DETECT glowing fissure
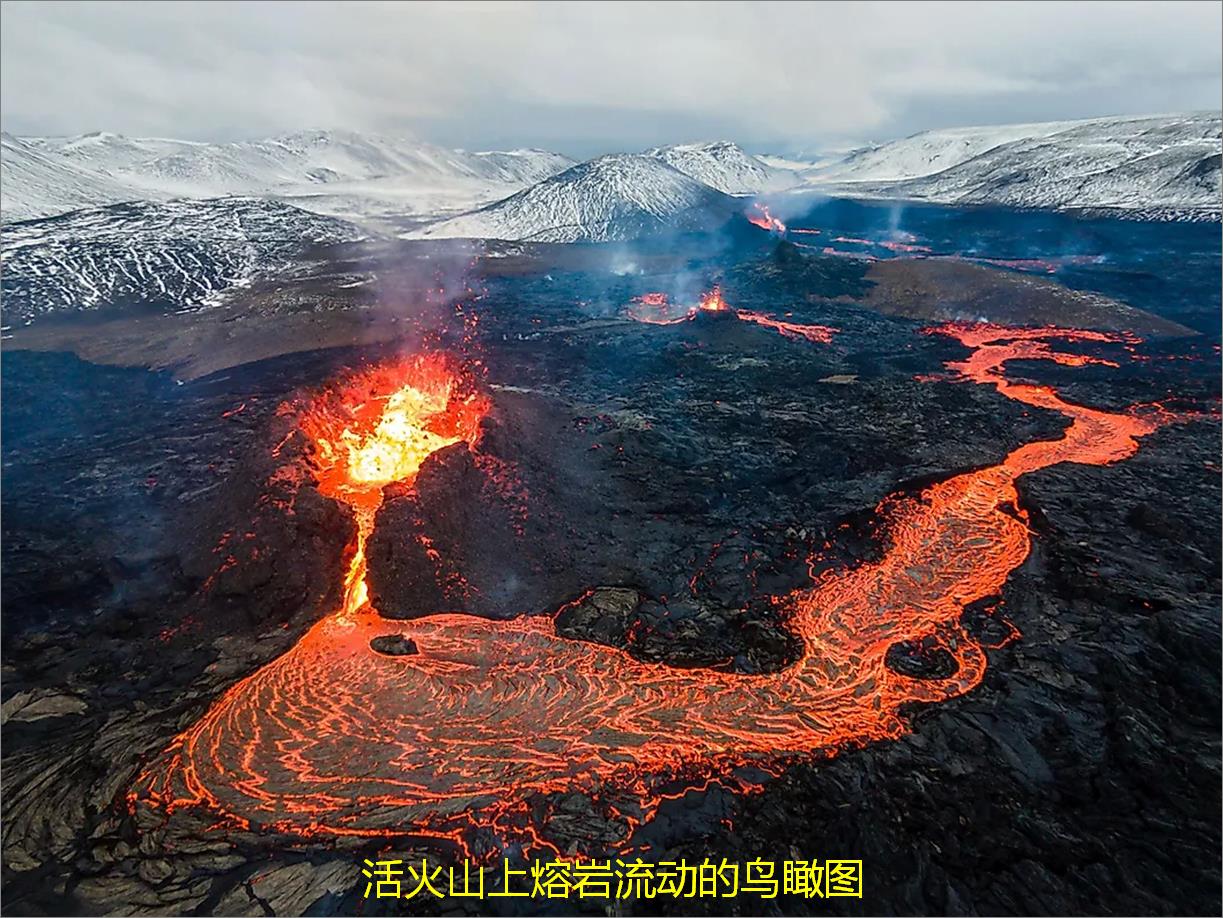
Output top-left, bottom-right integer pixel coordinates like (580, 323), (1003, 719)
(133, 323), (1173, 853)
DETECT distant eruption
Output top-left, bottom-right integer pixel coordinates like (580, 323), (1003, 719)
(746, 202), (786, 234)
(627, 287), (837, 344)
(696, 286), (731, 312)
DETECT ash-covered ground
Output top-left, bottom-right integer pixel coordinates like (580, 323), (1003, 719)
(2, 201), (1220, 916)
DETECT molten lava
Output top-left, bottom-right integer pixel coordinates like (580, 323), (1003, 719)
(625, 287), (838, 345)
(831, 235), (932, 255)
(747, 203), (787, 234)
(625, 292), (678, 325)
(290, 355), (486, 621)
(696, 286), (731, 312)
(134, 325), (1176, 855)
(735, 311), (838, 345)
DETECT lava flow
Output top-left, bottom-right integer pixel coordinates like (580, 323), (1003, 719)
(134, 325), (1175, 853)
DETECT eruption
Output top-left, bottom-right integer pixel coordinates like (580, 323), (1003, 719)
(132, 325), (1175, 857)
(697, 286), (731, 312)
(746, 202), (787, 234)
(627, 286), (838, 344)
(297, 356), (489, 622)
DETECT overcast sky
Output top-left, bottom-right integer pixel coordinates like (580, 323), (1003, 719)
(2, 0), (1220, 156)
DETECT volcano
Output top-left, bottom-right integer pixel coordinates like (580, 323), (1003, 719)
(2, 188), (1219, 917)
(626, 286), (838, 345)
(130, 320), (1179, 857)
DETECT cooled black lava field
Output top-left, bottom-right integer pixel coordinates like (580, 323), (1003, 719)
(2, 200), (1220, 916)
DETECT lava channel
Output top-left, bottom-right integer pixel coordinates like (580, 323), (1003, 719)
(133, 325), (1176, 854)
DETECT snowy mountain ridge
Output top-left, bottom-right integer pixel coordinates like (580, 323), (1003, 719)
(643, 141), (798, 195)
(1, 129), (576, 223)
(415, 154), (737, 242)
(803, 111), (1221, 215)
(1, 197), (364, 322)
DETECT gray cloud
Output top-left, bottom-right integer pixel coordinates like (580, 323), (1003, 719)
(2, 0), (1219, 155)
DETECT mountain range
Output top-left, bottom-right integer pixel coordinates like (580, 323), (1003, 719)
(1, 113), (1218, 247)
(0, 113), (1218, 328)
(0, 130), (576, 224)
(802, 112), (1221, 216)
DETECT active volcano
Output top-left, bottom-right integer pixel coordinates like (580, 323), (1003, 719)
(130, 321), (1180, 859)
(2, 200), (1219, 916)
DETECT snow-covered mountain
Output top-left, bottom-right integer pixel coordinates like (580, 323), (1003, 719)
(1, 129), (575, 224)
(810, 121), (1075, 184)
(25, 132), (205, 175)
(414, 154), (737, 243)
(1, 197), (363, 323)
(807, 112), (1222, 216)
(116, 130), (574, 196)
(644, 141), (798, 195)
(0, 133), (150, 222)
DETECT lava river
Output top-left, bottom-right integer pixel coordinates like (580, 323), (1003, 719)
(134, 325), (1175, 851)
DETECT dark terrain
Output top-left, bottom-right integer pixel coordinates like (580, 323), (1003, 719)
(2, 200), (1220, 915)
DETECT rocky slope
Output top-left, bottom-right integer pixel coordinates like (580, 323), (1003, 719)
(0, 197), (364, 323)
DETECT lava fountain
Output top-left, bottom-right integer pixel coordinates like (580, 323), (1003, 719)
(134, 325), (1176, 854)
(747, 202), (787, 234)
(296, 355), (489, 623)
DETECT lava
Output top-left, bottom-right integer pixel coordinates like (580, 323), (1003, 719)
(295, 355), (488, 621)
(735, 310), (838, 344)
(625, 291), (681, 325)
(831, 235), (933, 255)
(134, 325), (1175, 855)
(697, 286), (731, 312)
(746, 203), (787, 234)
(957, 254), (1106, 275)
(625, 288), (838, 344)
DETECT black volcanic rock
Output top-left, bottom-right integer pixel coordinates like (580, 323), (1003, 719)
(554, 587), (640, 647)
(369, 634), (418, 656)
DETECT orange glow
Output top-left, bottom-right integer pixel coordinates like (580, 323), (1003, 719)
(626, 291), (684, 325)
(626, 288), (838, 344)
(697, 286), (731, 312)
(736, 310), (838, 344)
(296, 355), (487, 621)
(746, 202), (786, 233)
(133, 325), (1175, 855)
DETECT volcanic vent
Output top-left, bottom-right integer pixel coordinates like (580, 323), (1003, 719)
(297, 355), (489, 623)
(627, 286), (838, 344)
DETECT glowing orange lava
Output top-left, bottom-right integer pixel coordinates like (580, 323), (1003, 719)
(133, 325), (1175, 854)
(697, 286), (731, 312)
(296, 356), (488, 622)
(625, 288), (838, 345)
(625, 292), (679, 325)
(747, 203), (787, 234)
(736, 310), (838, 344)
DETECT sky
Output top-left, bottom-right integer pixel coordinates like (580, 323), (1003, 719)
(1, 0), (1220, 156)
